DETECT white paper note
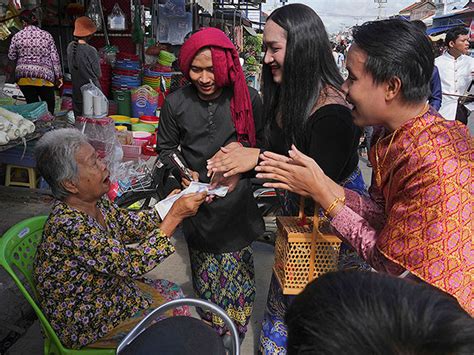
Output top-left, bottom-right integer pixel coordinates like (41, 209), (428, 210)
(155, 182), (229, 219)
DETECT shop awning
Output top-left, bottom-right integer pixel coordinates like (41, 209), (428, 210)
(427, 23), (466, 35)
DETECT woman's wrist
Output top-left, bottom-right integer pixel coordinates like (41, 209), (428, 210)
(250, 148), (261, 168)
(323, 195), (346, 219)
(312, 175), (345, 209)
(160, 212), (182, 237)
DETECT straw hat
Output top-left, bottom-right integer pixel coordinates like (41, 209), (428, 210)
(73, 16), (97, 37)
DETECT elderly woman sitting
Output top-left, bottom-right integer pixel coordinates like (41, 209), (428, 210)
(33, 128), (206, 349)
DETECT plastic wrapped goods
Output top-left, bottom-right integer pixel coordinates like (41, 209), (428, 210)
(81, 81), (109, 118)
(108, 3), (127, 31)
(75, 116), (123, 180)
(85, 0), (103, 31)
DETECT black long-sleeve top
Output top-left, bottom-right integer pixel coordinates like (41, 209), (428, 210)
(157, 84), (264, 253)
(270, 104), (361, 183)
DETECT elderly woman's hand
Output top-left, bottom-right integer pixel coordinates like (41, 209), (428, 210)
(160, 192), (207, 236)
(255, 145), (344, 210)
(206, 143), (260, 178)
(172, 191), (207, 218)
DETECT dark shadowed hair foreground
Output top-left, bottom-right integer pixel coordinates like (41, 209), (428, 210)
(286, 271), (474, 355)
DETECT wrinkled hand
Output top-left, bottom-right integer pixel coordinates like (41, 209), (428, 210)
(207, 145), (260, 178)
(255, 145), (336, 206)
(160, 191), (207, 236)
(181, 170), (199, 188)
(170, 191), (207, 219)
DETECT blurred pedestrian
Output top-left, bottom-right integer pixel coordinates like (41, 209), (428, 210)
(67, 16), (101, 117)
(435, 26), (474, 123)
(8, 10), (63, 114)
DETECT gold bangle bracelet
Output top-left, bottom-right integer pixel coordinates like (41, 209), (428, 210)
(323, 196), (346, 218)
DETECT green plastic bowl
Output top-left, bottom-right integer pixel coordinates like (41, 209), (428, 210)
(132, 123), (156, 133)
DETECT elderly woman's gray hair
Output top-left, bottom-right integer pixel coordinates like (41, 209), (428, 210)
(35, 128), (89, 200)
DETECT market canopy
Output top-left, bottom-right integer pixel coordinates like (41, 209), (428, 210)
(427, 23), (466, 35)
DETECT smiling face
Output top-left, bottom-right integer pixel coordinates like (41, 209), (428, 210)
(263, 19), (287, 84)
(189, 48), (223, 101)
(342, 44), (388, 127)
(66, 142), (110, 202)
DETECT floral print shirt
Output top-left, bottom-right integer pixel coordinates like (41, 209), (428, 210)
(33, 198), (174, 349)
(8, 25), (62, 83)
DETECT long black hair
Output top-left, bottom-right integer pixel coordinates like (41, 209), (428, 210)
(262, 4), (343, 148)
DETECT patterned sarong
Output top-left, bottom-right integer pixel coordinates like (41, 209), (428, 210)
(188, 245), (255, 337)
(88, 279), (190, 348)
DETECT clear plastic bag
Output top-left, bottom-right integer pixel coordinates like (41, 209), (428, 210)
(108, 3), (127, 31)
(80, 81), (109, 118)
(85, 0), (103, 31)
(75, 116), (123, 181)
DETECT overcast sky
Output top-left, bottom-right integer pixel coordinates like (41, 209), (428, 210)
(262, 0), (417, 33)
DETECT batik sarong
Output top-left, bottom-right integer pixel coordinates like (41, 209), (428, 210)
(89, 279), (190, 348)
(189, 245), (256, 338)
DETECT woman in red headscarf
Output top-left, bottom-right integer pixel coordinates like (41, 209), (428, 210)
(156, 27), (265, 341)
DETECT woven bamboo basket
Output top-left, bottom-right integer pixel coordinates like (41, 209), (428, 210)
(273, 199), (342, 295)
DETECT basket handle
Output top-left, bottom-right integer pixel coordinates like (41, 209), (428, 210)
(297, 196), (306, 224)
(299, 196), (323, 284)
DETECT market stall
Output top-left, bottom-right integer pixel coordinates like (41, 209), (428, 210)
(0, 0), (264, 191)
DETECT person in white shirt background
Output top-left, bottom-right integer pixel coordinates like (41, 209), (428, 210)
(435, 26), (474, 123)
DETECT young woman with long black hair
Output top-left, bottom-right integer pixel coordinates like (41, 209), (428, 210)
(206, 4), (366, 353)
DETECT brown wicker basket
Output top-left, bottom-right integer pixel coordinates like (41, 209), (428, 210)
(273, 199), (342, 295)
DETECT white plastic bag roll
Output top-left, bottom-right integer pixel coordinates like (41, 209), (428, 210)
(83, 91), (94, 116)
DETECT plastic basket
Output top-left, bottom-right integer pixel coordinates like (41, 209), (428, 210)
(131, 85), (158, 117)
(1, 102), (48, 121)
(122, 144), (141, 158)
(113, 90), (132, 117)
(273, 200), (341, 295)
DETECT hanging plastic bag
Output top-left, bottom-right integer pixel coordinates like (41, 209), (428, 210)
(75, 116), (123, 181)
(80, 80), (109, 118)
(132, 5), (143, 44)
(108, 3), (127, 31)
(85, 0), (103, 31)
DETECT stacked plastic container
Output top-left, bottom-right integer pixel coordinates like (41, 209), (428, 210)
(131, 85), (158, 117)
(112, 53), (142, 117)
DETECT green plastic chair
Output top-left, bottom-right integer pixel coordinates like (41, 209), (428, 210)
(0, 216), (115, 355)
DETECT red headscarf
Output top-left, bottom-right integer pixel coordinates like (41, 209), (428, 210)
(179, 27), (256, 147)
